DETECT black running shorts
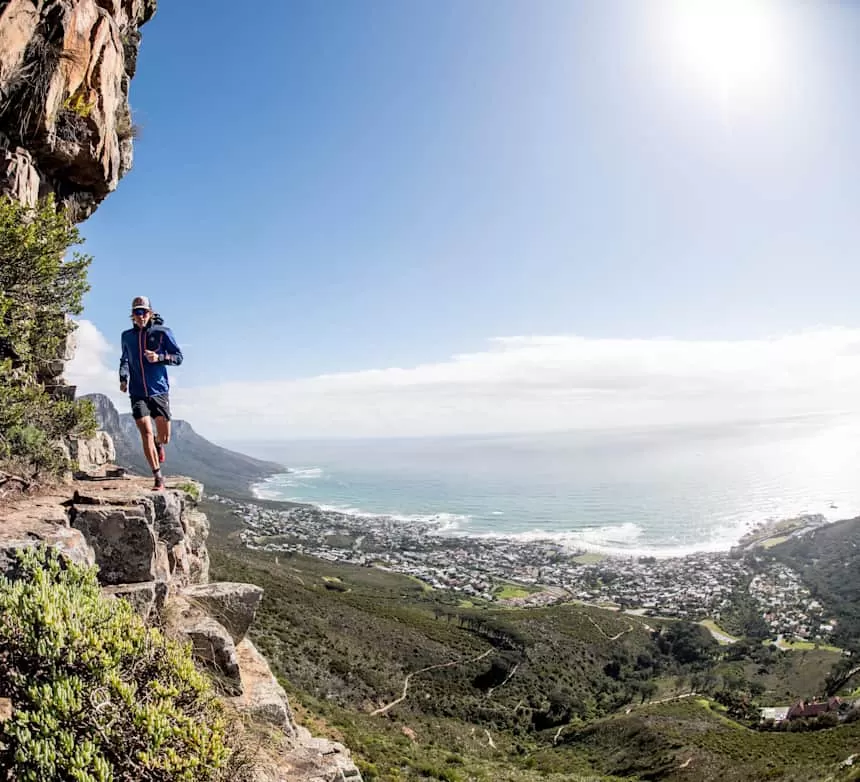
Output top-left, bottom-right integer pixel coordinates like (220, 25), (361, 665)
(130, 393), (171, 421)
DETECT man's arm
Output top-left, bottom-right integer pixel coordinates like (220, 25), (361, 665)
(159, 328), (183, 366)
(119, 336), (129, 389)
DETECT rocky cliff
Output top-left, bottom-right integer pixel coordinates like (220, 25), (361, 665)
(0, 5), (363, 777)
(0, 0), (155, 220)
(0, 472), (363, 781)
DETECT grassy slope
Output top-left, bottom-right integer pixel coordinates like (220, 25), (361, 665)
(207, 528), (660, 723)
(552, 700), (860, 782)
(713, 647), (842, 705)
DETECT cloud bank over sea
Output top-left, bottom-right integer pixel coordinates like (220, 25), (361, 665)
(69, 322), (860, 440)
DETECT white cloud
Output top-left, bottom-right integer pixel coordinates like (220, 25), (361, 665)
(65, 321), (860, 440)
(65, 320), (126, 410)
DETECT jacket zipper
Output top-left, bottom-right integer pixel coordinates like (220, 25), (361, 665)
(138, 328), (149, 396)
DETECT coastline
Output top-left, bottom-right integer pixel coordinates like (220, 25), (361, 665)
(248, 475), (849, 560)
(212, 485), (847, 647)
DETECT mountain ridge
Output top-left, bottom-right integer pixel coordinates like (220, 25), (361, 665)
(82, 393), (284, 496)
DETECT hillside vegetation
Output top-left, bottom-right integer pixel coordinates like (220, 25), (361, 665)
(0, 196), (95, 486)
(205, 499), (860, 781)
(768, 517), (860, 647)
(555, 699), (860, 782)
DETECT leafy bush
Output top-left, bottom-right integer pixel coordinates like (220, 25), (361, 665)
(176, 481), (202, 502)
(0, 547), (234, 781)
(0, 195), (96, 480)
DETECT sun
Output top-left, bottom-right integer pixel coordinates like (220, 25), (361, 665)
(659, 0), (785, 110)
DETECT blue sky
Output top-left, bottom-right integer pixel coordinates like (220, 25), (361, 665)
(69, 1), (860, 439)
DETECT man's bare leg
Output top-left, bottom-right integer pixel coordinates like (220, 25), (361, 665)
(153, 416), (171, 447)
(135, 416), (159, 472)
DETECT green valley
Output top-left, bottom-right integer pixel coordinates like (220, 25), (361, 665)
(204, 499), (860, 782)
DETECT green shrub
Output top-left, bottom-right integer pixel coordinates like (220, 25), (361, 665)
(0, 547), (234, 781)
(0, 195), (96, 479)
(62, 91), (95, 119)
(176, 482), (202, 502)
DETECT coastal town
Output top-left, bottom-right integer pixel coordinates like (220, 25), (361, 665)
(749, 562), (834, 642)
(209, 495), (840, 645)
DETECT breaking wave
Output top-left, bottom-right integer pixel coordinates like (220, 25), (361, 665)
(314, 503), (469, 531)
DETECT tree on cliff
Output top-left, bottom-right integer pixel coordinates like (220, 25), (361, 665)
(0, 195), (96, 485)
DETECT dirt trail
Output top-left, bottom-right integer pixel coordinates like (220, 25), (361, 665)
(371, 648), (493, 716)
(584, 613), (633, 641)
(487, 661), (520, 697)
(625, 691), (698, 714)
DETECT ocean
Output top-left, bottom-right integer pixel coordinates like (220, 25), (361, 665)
(229, 413), (860, 557)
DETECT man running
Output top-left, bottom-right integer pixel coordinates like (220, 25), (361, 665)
(119, 296), (183, 490)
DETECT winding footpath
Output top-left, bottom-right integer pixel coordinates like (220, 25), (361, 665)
(487, 662), (520, 697)
(584, 613), (634, 641)
(371, 648), (493, 716)
(371, 608), (650, 718)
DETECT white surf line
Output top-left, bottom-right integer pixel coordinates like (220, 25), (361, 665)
(487, 662), (520, 697)
(371, 648), (493, 717)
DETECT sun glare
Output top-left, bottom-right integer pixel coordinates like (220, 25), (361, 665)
(660, 0), (785, 110)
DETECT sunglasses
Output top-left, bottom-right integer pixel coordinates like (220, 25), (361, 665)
(132, 308), (150, 316)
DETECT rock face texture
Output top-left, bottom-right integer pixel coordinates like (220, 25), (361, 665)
(0, 0), (157, 220)
(69, 429), (116, 472)
(181, 581), (264, 644)
(0, 471), (363, 781)
(0, 498), (94, 577)
(69, 478), (210, 586)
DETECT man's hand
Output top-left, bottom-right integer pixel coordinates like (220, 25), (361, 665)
(144, 349), (160, 363)
(120, 381), (127, 393)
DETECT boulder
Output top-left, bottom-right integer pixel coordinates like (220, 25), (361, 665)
(70, 430), (116, 472)
(229, 639), (295, 735)
(180, 582), (263, 644)
(150, 489), (184, 545)
(183, 508), (210, 549)
(177, 614), (242, 696)
(72, 486), (156, 519)
(0, 501), (95, 578)
(287, 727), (363, 782)
(0, 142), (38, 208)
(102, 581), (167, 622)
(70, 504), (158, 584)
(168, 541), (190, 585)
(153, 541), (171, 582)
(0, 526), (95, 578)
(72, 485), (193, 549)
(68, 482), (211, 586)
(178, 507), (209, 584)
(188, 546), (210, 585)
(165, 593), (243, 695)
